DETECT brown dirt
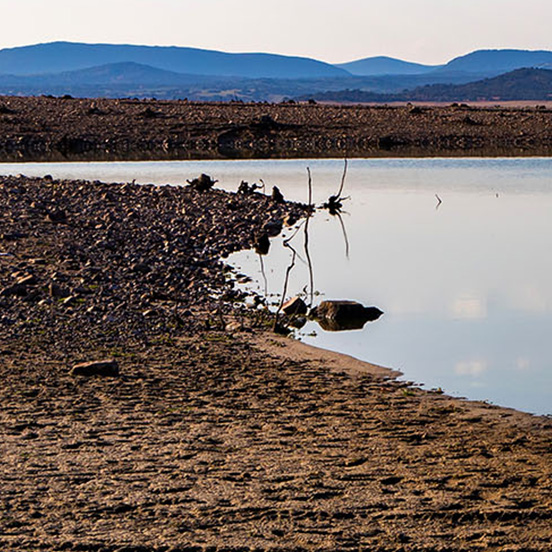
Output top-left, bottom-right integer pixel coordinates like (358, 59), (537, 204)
(0, 176), (551, 551)
(1, 96), (552, 161)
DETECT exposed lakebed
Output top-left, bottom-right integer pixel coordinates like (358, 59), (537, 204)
(1, 157), (551, 414)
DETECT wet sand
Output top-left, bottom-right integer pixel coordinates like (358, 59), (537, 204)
(1, 96), (552, 162)
(0, 175), (551, 551)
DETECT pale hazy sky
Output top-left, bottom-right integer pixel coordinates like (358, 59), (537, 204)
(1, 0), (551, 64)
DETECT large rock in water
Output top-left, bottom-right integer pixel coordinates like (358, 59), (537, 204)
(312, 300), (383, 331)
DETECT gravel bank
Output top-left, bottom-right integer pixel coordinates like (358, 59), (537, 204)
(1, 96), (552, 161)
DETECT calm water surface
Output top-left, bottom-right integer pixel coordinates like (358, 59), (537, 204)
(1, 158), (551, 415)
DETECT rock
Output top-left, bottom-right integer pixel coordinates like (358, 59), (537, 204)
(131, 262), (151, 274)
(61, 295), (76, 306)
(45, 209), (67, 223)
(282, 296), (307, 316)
(0, 274), (37, 297)
(71, 359), (120, 377)
(263, 219), (283, 237)
(187, 174), (218, 192)
(311, 300), (383, 332)
(0, 104), (16, 115)
(139, 107), (161, 119)
(289, 316), (307, 329)
(16, 274), (37, 287)
(48, 282), (69, 298)
(271, 186), (284, 203)
(254, 232), (270, 255)
(237, 180), (261, 194)
(283, 213), (299, 227)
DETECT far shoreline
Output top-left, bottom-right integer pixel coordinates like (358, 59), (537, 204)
(1, 96), (552, 163)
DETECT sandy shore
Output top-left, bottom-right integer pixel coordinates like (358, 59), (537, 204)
(1, 96), (552, 161)
(1, 175), (551, 551)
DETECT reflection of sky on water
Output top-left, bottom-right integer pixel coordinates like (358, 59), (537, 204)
(1, 158), (551, 414)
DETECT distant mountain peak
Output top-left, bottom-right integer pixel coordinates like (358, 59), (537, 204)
(335, 56), (442, 76)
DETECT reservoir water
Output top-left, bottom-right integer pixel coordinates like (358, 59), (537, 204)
(1, 158), (551, 415)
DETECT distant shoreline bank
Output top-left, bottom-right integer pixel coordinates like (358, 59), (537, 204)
(1, 96), (551, 162)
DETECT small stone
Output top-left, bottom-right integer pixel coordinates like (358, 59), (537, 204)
(71, 360), (119, 377)
(283, 213), (299, 227)
(282, 296), (307, 316)
(271, 186), (284, 203)
(254, 232), (270, 255)
(45, 209), (67, 223)
(49, 282), (69, 298)
(16, 274), (37, 287)
(61, 295), (76, 306)
(263, 219), (283, 237)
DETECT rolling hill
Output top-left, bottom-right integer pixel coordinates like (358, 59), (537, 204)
(435, 49), (552, 76)
(336, 56), (442, 76)
(0, 41), (349, 79)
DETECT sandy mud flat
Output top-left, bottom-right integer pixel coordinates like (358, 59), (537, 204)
(1, 96), (552, 161)
(0, 175), (551, 551)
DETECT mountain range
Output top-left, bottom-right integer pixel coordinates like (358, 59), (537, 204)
(0, 42), (551, 101)
(0, 42), (347, 79)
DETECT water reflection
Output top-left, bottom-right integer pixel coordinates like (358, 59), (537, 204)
(262, 165), (383, 336)
(451, 296), (487, 320)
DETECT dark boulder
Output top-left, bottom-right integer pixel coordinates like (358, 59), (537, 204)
(271, 186), (284, 203)
(238, 180), (261, 194)
(262, 219), (283, 237)
(187, 174), (218, 192)
(311, 300), (383, 332)
(282, 296), (307, 316)
(254, 232), (270, 255)
(0, 274), (38, 297)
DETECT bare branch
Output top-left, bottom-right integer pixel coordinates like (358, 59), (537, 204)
(336, 158), (348, 199)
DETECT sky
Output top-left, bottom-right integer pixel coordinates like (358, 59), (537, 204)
(1, 0), (551, 64)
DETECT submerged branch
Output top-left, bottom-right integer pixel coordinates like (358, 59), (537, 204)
(258, 253), (268, 297)
(273, 240), (298, 332)
(335, 211), (350, 259)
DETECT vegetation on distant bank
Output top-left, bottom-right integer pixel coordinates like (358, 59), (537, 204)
(301, 68), (552, 103)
